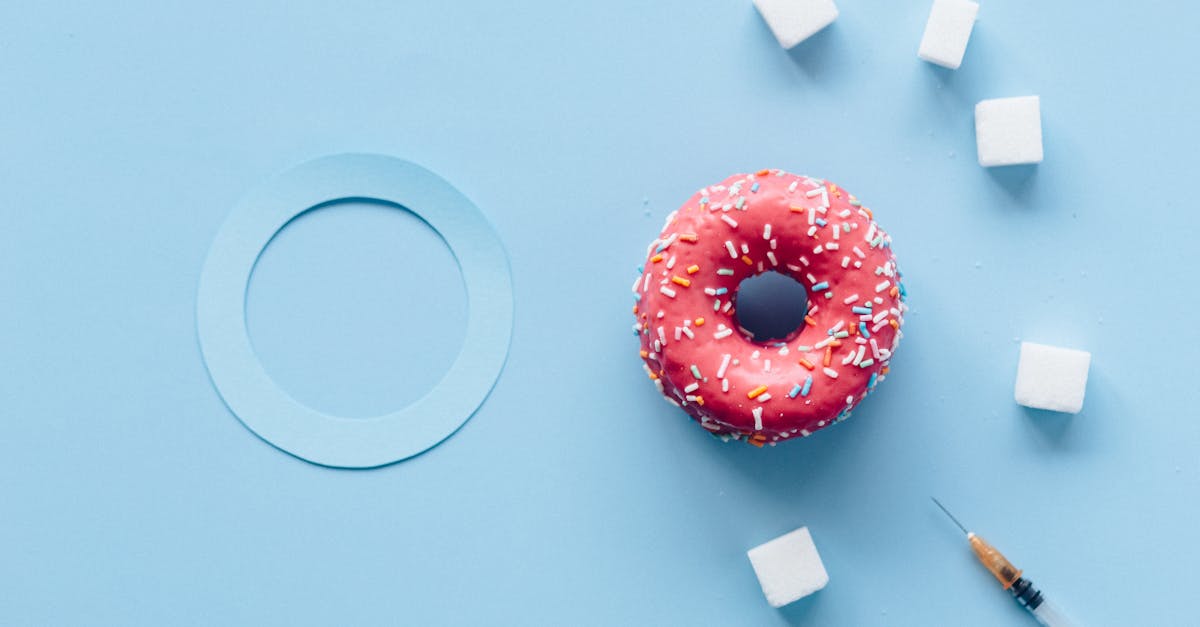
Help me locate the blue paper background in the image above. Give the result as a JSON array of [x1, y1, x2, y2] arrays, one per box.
[[1, 1, 1196, 625]]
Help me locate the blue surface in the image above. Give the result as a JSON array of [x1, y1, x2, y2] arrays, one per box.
[[1, 1, 1197, 625]]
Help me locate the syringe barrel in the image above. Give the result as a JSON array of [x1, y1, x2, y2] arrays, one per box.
[[1029, 597, 1075, 627]]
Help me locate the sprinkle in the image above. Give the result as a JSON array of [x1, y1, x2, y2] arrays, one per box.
[[686, 264, 700, 274], [823, 367, 839, 379], [798, 358, 815, 371], [767, 251, 778, 266], [721, 379, 730, 392], [674, 327, 682, 341], [757, 393, 772, 402], [763, 224, 772, 239], [852, 306, 872, 315], [813, 245, 824, 254], [679, 233, 698, 242], [805, 188, 823, 197], [868, 373, 878, 388], [657, 327, 666, 344], [859, 322, 870, 338], [684, 382, 700, 393], [741, 255, 754, 266], [681, 326, 695, 339], [717, 268, 735, 276], [833, 330, 849, 339], [753, 406, 763, 430], [843, 294, 859, 305], [724, 241, 737, 258], [691, 365, 703, 379], [714, 327, 733, 339], [717, 353, 731, 378], [859, 359, 875, 368], [875, 280, 890, 292], [801, 376, 813, 396], [825, 243, 839, 250], [811, 281, 829, 291], [659, 286, 676, 298], [715, 287, 728, 295], [721, 215, 738, 228], [751, 182, 760, 193], [650, 254, 663, 263], [695, 317, 705, 326], [823, 347, 833, 366], [747, 385, 769, 399], [789, 384, 803, 398]]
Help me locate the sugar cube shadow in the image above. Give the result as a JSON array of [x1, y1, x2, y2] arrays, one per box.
[[985, 163, 1039, 201], [1019, 405, 1074, 446], [785, 24, 850, 83], [777, 590, 822, 624]]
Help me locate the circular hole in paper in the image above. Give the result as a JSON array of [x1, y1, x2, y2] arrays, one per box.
[[197, 154, 513, 468], [246, 199, 467, 418]]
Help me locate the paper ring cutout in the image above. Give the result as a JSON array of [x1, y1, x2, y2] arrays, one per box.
[[197, 153, 513, 468]]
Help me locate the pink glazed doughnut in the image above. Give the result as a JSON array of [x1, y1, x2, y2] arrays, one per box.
[[632, 170, 907, 446]]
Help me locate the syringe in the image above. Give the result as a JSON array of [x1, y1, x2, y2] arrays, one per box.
[[932, 498, 1075, 627]]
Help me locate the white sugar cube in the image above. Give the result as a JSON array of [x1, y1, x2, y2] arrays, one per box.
[[918, 0, 979, 69], [747, 526, 829, 608], [753, 0, 839, 49], [975, 96, 1043, 167], [1014, 342, 1091, 413]]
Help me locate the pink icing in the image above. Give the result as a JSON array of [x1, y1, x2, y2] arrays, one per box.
[[632, 170, 906, 446]]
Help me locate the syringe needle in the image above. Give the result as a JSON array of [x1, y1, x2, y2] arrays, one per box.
[[929, 498, 1076, 627], [931, 496, 969, 535]]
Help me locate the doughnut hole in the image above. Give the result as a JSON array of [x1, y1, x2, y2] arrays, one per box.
[[733, 271, 810, 343]]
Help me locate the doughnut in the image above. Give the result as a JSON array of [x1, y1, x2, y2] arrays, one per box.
[[631, 170, 907, 446]]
